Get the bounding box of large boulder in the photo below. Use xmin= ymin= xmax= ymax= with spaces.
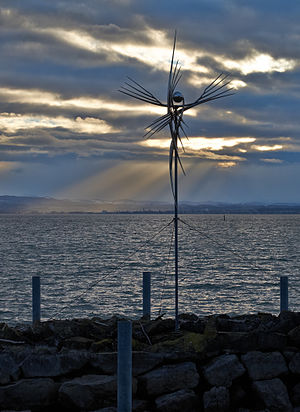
xmin=62 ymin=336 xmax=95 ymax=350
xmin=252 ymin=378 xmax=293 ymax=412
xmin=0 ymin=378 xmax=57 ymax=410
xmin=132 ymin=352 xmax=165 ymax=376
xmin=203 ymin=354 xmax=245 ymax=387
xmin=291 ymin=382 xmax=300 ymax=406
xmin=289 ymin=352 xmax=300 ymax=374
xmin=155 ymin=389 xmax=199 ymax=412
xmin=216 ymin=317 xmax=259 ymax=333
xmin=59 ymin=374 xmax=117 ymax=410
xmin=0 ymin=324 xmax=24 ymax=341
xmin=288 ymin=325 xmax=300 ymax=347
xmin=218 ymin=330 xmax=287 ymax=353
xmin=138 ymin=362 xmax=199 ymax=396
xmin=89 ymin=352 xmax=117 ymax=375
xmin=255 ymin=331 xmax=287 ymax=351
xmin=203 ymin=386 xmax=230 ymax=412
xmin=89 ymin=351 xmax=164 ymax=376
xmin=132 ymin=399 xmax=150 ymax=411
xmin=0 ymin=353 xmax=20 ymax=384
xmin=21 ymin=351 xmax=88 ymax=378
xmin=241 ymin=351 xmax=288 ymax=380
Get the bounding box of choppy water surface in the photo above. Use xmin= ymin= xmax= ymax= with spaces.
xmin=0 ymin=214 xmax=299 ymax=324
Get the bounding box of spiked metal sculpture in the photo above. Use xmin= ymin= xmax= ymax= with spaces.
xmin=120 ymin=33 xmax=233 ymax=330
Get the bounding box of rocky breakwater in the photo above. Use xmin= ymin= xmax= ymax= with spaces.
xmin=1 ymin=311 xmax=300 ymax=411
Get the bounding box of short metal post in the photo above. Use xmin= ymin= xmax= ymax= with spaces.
xmin=117 ymin=320 xmax=132 ymax=412
xmin=280 ymin=276 xmax=288 ymax=312
xmin=32 ymin=276 xmax=41 ymax=324
xmin=143 ymin=271 xmax=151 ymax=320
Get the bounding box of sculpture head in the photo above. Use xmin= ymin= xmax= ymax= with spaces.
xmin=173 ymin=91 xmax=184 ymax=103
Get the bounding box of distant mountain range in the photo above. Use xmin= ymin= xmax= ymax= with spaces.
xmin=0 ymin=195 xmax=300 ymax=214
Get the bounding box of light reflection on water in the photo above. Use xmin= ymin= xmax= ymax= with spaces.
xmin=0 ymin=214 xmax=299 ymax=324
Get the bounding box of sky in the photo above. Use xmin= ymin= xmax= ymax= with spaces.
xmin=0 ymin=0 xmax=300 ymax=204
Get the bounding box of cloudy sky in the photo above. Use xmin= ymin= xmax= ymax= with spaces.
xmin=0 ymin=0 xmax=300 ymax=203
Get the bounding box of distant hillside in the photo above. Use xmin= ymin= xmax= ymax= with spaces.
xmin=0 ymin=196 xmax=101 ymax=213
xmin=0 ymin=196 xmax=300 ymax=214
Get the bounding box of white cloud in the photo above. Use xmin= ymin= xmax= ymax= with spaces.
xmin=143 ymin=136 xmax=255 ymax=151
xmin=220 ymin=52 xmax=296 ymax=75
xmin=217 ymin=161 xmax=237 ymax=168
xmin=0 ymin=112 xmax=118 ymax=134
xmin=252 ymin=144 xmax=283 ymax=151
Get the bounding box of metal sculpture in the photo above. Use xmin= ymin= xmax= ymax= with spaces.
xmin=120 ymin=33 xmax=233 ymax=330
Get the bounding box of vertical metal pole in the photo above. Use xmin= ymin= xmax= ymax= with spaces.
xmin=118 ymin=320 xmax=132 ymax=412
xmin=174 ymin=120 xmax=179 ymax=332
xmin=143 ymin=272 xmax=151 ymax=320
xmin=32 ymin=276 xmax=41 ymax=324
xmin=280 ymin=276 xmax=288 ymax=312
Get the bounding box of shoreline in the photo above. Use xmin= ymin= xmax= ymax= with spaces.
xmin=1 ymin=311 xmax=300 ymax=411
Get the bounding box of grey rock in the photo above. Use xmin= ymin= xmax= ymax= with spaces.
xmin=133 ymin=352 xmax=165 ymax=376
xmin=217 ymin=317 xmax=259 ymax=333
xmin=21 ymin=351 xmax=88 ymax=377
xmin=180 ymin=319 xmax=205 ymax=334
xmin=63 ymin=336 xmax=94 ymax=349
xmin=203 ymin=386 xmax=230 ymax=412
xmin=216 ymin=331 xmax=257 ymax=353
xmin=155 ymin=389 xmax=198 ymax=412
xmin=90 ymin=351 xmax=164 ymax=376
xmin=291 ymin=382 xmax=300 ymax=406
xmin=236 ymin=410 xmax=268 ymax=412
xmin=59 ymin=374 xmax=117 ymax=410
xmin=283 ymin=350 xmax=298 ymax=362
xmin=256 ymin=331 xmax=287 ymax=351
xmin=0 ymin=378 xmax=57 ymax=410
xmin=139 ymin=362 xmax=199 ymax=396
xmin=289 ymin=352 xmax=300 ymax=374
xmin=203 ymin=354 xmax=245 ymax=387
xmin=144 ymin=318 xmax=175 ymax=336
xmin=133 ymin=399 xmax=150 ymax=412
xmin=0 ymin=354 xmax=19 ymax=384
xmin=231 ymin=384 xmax=247 ymax=405
xmin=178 ymin=313 xmax=199 ymax=321
xmin=253 ymin=378 xmax=293 ymax=412
xmin=0 ymin=410 xmax=32 ymax=412
xmin=89 ymin=352 xmax=117 ymax=374
xmin=91 ymin=408 xmax=117 ymax=412
xmin=217 ymin=330 xmax=287 ymax=353
xmin=0 ymin=324 xmax=23 ymax=341
xmin=288 ymin=325 xmax=300 ymax=346
xmin=241 ymin=351 xmax=288 ymax=380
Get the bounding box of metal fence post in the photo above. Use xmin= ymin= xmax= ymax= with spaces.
xmin=280 ymin=276 xmax=288 ymax=312
xmin=143 ymin=271 xmax=151 ymax=320
xmin=32 ymin=276 xmax=41 ymax=324
xmin=117 ymin=320 xmax=132 ymax=412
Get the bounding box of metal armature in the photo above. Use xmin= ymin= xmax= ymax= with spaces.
xmin=120 ymin=33 xmax=233 ymax=330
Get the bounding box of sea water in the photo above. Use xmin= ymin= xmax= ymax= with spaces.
xmin=0 ymin=214 xmax=299 ymax=324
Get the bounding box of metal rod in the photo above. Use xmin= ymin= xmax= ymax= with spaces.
xmin=117 ymin=320 xmax=132 ymax=412
xmin=280 ymin=276 xmax=288 ymax=312
xmin=143 ymin=271 xmax=151 ymax=320
xmin=32 ymin=276 xmax=41 ymax=324
xmin=174 ymin=116 xmax=179 ymax=332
